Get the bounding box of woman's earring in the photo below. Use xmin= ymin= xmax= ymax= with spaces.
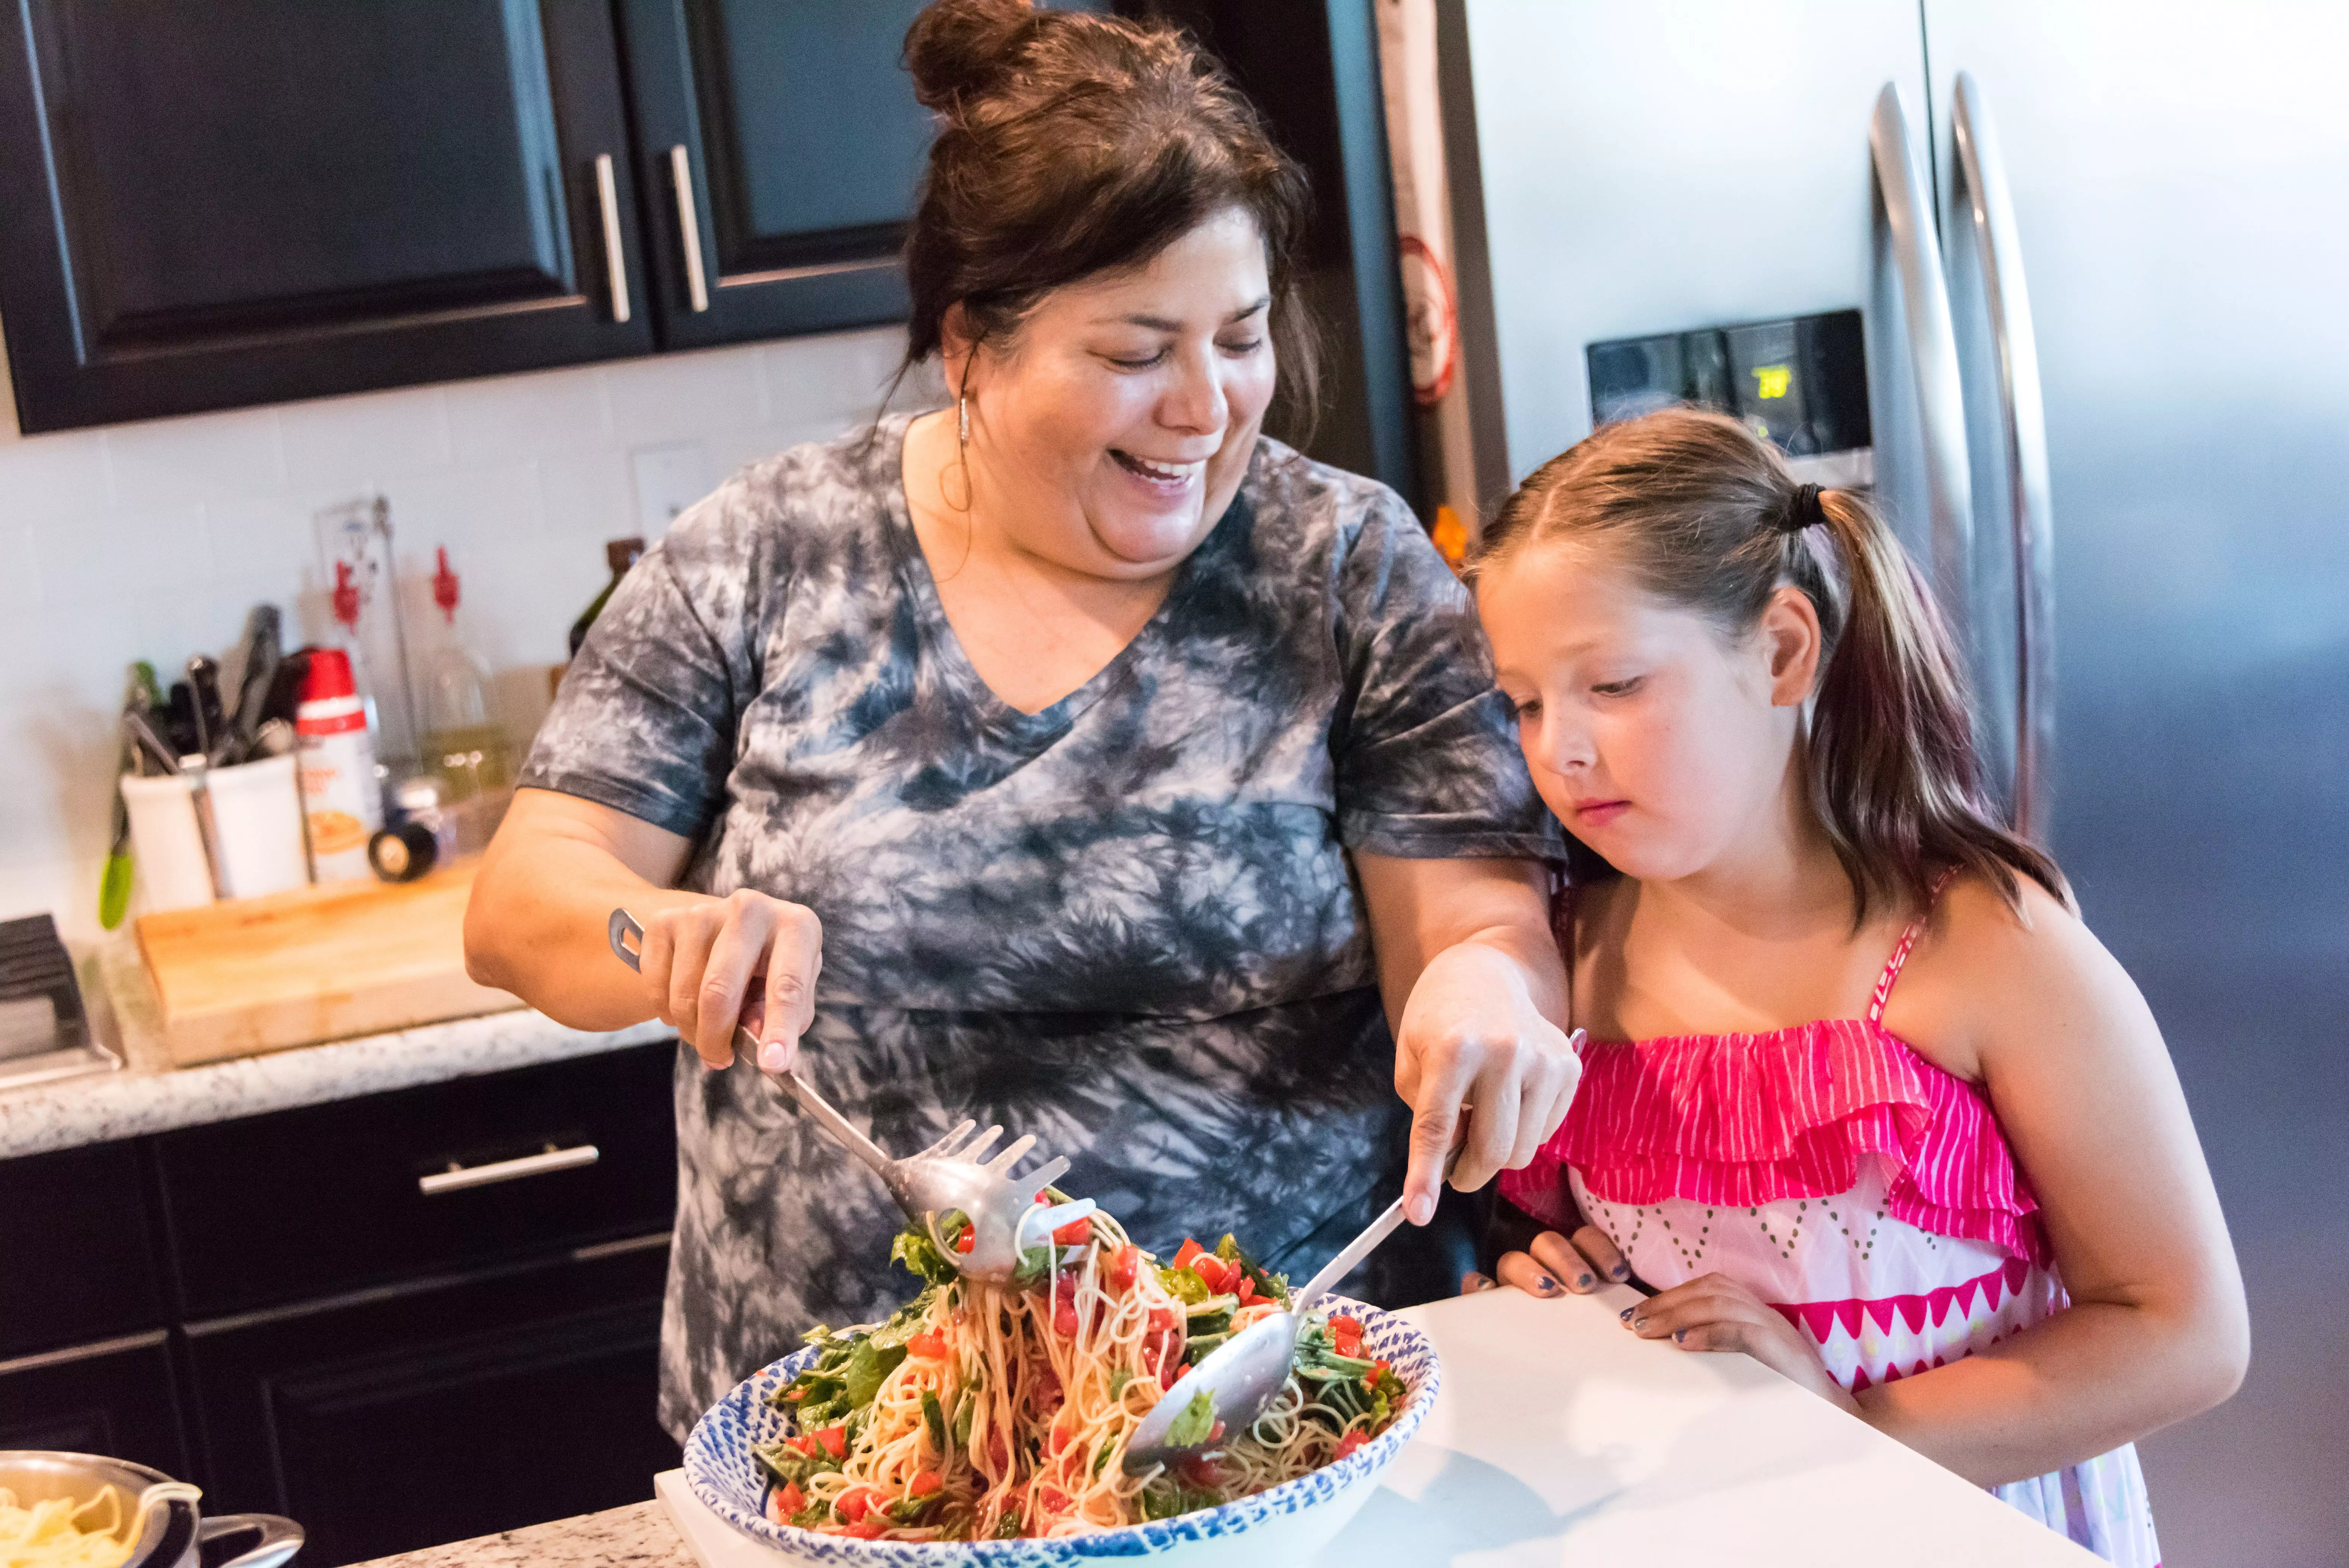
xmin=958 ymin=394 xmax=969 ymax=445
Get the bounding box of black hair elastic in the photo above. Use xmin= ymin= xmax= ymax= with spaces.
xmin=1780 ymin=482 xmax=1826 ymax=534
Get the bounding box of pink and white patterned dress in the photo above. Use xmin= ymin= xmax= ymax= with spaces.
xmin=1500 ymin=889 xmax=2161 ymax=1565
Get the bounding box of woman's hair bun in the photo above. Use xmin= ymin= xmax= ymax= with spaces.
xmin=904 ymin=0 xmax=1034 ymax=113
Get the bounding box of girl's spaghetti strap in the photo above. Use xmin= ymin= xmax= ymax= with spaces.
xmin=1866 ymin=866 xmax=1961 ymax=1025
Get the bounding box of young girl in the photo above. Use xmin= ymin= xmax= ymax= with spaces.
xmin=1468 ymin=409 xmax=2246 ymax=1563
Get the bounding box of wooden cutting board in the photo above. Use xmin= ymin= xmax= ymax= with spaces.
xmin=133 ymin=857 xmax=522 ymax=1066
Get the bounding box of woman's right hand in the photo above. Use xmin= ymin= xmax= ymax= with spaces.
xmin=632 ymin=889 xmax=824 ymax=1072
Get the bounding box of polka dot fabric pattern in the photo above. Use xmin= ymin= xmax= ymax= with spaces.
xmin=682 ymin=1298 xmax=1437 ymax=1564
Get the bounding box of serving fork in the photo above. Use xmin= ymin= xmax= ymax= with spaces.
xmin=606 ymin=908 xmax=1093 ymax=1285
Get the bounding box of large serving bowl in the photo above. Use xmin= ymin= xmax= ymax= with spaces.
xmin=684 ymin=1295 xmax=1437 ymax=1565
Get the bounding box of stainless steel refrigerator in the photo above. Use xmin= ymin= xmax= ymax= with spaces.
xmin=1436 ymin=3 xmax=2349 ymax=1560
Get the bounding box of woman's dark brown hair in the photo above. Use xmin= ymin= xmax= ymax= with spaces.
xmin=895 ymin=0 xmax=1318 ymax=428
xmin=1468 ymin=407 xmax=2067 ymax=924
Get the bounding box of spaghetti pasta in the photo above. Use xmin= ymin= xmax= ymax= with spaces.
xmin=752 ymin=1200 xmax=1408 ymax=1541
xmin=0 ymin=1485 xmax=139 ymax=1568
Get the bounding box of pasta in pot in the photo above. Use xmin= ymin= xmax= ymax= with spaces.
xmin=754 ymin=1198 xmax=1407 ymax=1541
xmin=0 ymin=1486 xmax=140 ymax=1568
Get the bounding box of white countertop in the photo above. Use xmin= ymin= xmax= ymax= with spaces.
xmin=656 ymin=1286 xmax=2099 ymax=1565
xmin=0 ymin=986 xmax=673 ymax=1160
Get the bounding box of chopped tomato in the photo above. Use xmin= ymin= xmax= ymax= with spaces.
xmin=910 ymin=1469 xmax=942 ymax=1497
xmin=1051 ymin=1217 xmax=1091 ymax=1246
xmin=1146 ymin=1304 xmax=1178 ymax=1333
xmin=812 ymin=1425 xmax=847 ymax=1461
xmin=836 ymin=1488 xmax=873 ymax=1524
xmin=1334 ymin=1430 xmax=1367 ymax=1461
xmin=1178 ymin=1456 xmax=1220 ymax=1488
xmin=1172 ymin=1238 xmax=1207 ymax=1271
xmin=1107 ymin=1244 xmax=1140 ymax=1291
xmin=777 ymin=1480 xmax=805 ymax=1517
xmin=787 ymin=1434 xmax=815 ymax=1457
xmin=1193 ymin=1254 xmax=1233 ymax=1293
xmin=1235 ymin=1276 xmax=1257 ymax=1305
xmin=953 ymin=1227 xmax=976 ymax=1254
xmin=1160 ymin=1360 xmax=1182 ymax=1390
xmin=1053 ymin=1303 xmax=1080 ymax=1337
xmin=841 ymin=1520 xmax=886 ymax=1540
xmin=1363 ymin=1357 xmax=1391 ymax=1391
xmin=906 ymin=1329 xmax=949 ymax=1360
xmin=1330 ymin=1314 xmax=1365 ymax=1357
xmin=1208 ymin=1420 xmax=1226 ymax=1444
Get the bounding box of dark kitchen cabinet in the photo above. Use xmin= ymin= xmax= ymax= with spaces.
xmin=0 ymin=1332 xmax=192 ymax=1478
xmin=617 ymin=0 xmax=934 ymax=347
xmin=152 ymin=1038 xmax=679 ymax=1319
xmin=184 ymin=1240 xmax=673 ymax=1567
xmin=0 ymin=0 xmax=653 ymax=433
xmin=0 ymin=1137 xmax=167 ymax=1358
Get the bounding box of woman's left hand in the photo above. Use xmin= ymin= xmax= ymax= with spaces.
xmin=1621 ymin=1271 xmax=1859 ymax=1412
xmin=1392 ymin=937 xmax=1582 ymax=1221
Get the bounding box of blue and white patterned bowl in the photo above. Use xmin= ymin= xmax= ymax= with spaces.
xmin=683 ymin=1296 xmax=1438 ymax=1565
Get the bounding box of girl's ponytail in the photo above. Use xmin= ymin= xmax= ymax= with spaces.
xmin=1806 ymin=489 xmax=2068 ymax=921
xmin=1468 ymin=407 xmax=2068 ymax=925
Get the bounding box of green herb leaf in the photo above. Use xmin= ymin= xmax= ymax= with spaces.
xmin=922 ymin=1389 xmax=948 ymax=1453
xmin=892 ymin=1227 xmax=959 ymax=1286
xmin=840 ymin=1336 xmax=909 ymax=1410
xmin=952 ymin=1393 xmax=976 ymax=1447
xmin=1165 ymin=1388 xmax=1217 ymax=1447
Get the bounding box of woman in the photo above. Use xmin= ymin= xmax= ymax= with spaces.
xmin=466 ymin=0 xmax=1575 ymax=1442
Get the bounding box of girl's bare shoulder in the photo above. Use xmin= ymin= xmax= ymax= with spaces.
xmin=1884 ymin=867 xmax=2150 ymax=1083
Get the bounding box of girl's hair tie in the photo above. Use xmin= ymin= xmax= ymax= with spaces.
xmin=1779 ymin=482 xmax=1826 ymax=534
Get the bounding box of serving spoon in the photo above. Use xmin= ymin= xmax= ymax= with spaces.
xmin=1122 ymin=1142 xmax=1478 ymax=1475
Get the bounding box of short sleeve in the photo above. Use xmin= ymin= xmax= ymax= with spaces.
xmin=1331 ymin=488 xmax=1563 ymax=861
xmin=517 ymin=491 xmax=755 ymax=840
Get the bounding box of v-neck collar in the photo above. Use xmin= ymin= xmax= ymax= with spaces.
xmin=876 ymin=412 xmax=1249 ymax=744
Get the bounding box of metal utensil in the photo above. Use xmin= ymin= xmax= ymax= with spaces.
xmin=214 ymin=605 xmax=281 ymax=767
xmin=1122 ymin=1127 xmax=1500 ymax=1474
xmin=606 ymin=908 xmax=1093 ymax=1284
xmin=122 ymin=710 xmax=181 ymax=776
xmin=0 ymin=1451 xmax=300 ymax=1568
xmin=184 ymin=655 xmax=222 ymax=761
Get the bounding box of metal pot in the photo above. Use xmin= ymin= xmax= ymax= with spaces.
xmin=0 ymin=1452 xmax=301 ymax=1568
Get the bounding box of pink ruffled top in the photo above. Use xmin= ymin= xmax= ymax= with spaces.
xmin=1500 ymin=880 xmax=2049 ymax=1266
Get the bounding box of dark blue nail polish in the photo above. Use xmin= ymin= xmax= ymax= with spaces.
xmin=1673 ymin=1328 xmax=1687 ymax=1343
xmin=1618 ymin=1306 xmax=1634 ymax=1322
xmin=1576 ymin=1273 xmax=1595 ymax=1289
xmin=1536 ymin=1275 xmax=1558 ymax=1293
xmin=1611 ymin=1262 xmax=1631 ymax=1280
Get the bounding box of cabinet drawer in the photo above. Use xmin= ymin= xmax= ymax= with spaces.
xmin=0 ymin=1139 xmax=167 ymax=1356
xmin=0 ymin=1330 xmax=190 ymax=1477
xmin=156 ymin=1042 xmax=677 ymax=1318
xmin=183 ymin=1240 xmax=673 ymax=1565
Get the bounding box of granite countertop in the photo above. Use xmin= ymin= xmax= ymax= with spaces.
xmin=349 ymin=1501 xmax=693 ymax=1568
xmin=0 ymin=939 xmax=674 ymax=1160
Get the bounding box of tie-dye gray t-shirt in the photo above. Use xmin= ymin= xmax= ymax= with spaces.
xmin=522 ymin=413 xmax=1560 ymax=1438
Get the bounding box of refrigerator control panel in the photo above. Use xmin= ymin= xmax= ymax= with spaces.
xmin=1587 ymin=308 xmax=1869 ymax=464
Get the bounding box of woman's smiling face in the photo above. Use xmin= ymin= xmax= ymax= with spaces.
xmin=1476 ymin=537 xmax=1810 ymax=882
xmin=949 ymin=206 xmax=1277 ymax=578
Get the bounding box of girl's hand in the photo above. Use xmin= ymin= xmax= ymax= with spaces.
xmin=633 ymin=889 xmax=824 ymax=1072
xmin=1622 ymin=1272 xmax=1858 ymax=1412
xmin=1494 ymin=1225 xmax=1634 ymax=1297
xmin=1393 ymin=939 xmax=1582 ymax=1221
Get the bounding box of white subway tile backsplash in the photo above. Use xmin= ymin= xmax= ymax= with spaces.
xmin=1 ymin=325 xmax=905 ymax=940
xmin=604 ymin=343 xmax=769 ymax=445
xmin=105 ymin=406 xmax=287 ymax=506
xmin=444 ymin=361 xmax=614 ymax=463
xmin=280 ymin=384 xmax=454 ymax=491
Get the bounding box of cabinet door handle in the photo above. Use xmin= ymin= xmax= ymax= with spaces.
xmin=670 ymin=145 xmax=710 ymax=313
xmin=419 ymin=1142 xmax=600 ymax=1196
xmin=595 ymin=153 xmax=631 ymax=324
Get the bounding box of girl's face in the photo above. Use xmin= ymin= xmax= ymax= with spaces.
xmin=1476 ymin=538 xmax=1818 ymax=882
xmin=948 ymin=207 xmax=1278 ymax=580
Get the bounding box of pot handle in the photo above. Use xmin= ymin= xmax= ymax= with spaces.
xmin=198 ymin=1513 xmax=304 ymax=1568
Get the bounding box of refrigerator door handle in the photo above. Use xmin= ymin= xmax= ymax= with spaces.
xmin=1951 ymin=71 xmax=2056 ymax=842
xmin=1868 ymin=84 xmax=1973 ymax=639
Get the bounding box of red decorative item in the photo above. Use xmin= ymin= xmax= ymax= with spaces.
xmin=330 ymin=560 xmax=361 ymax=631
xmin=432 ymin=546 xmax=461 ymax=623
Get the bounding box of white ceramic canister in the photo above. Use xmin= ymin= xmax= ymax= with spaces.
xmin=119 ymin=773 xmax=217 ymax=911
xmin=295 ymin=648 xmax=383 ymax=883
xmin=203 ymin=753 xmax=309 ymax=898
